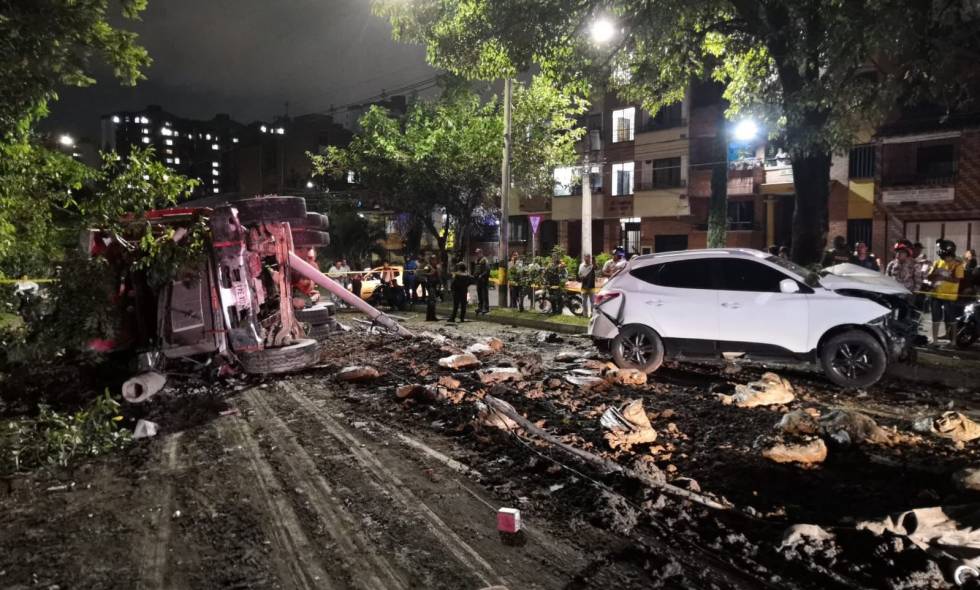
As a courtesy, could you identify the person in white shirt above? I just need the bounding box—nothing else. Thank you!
[602,247,627,278]
[578,254,596,317]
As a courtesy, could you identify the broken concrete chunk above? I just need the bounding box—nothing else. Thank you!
[465,342,493,356]
[438,353,481,370]
[780,524,835,548]
[554,350,581,362]
[418,331,448,346]
[601,400,658,451]
[818,409,893,445]
[133,419,159,440]
[396,384,429,399]
[762,438,827,465]
[122,371,167,404]
[604,368,648,387]
[481,337,504,352]
[953,467,980,492]
[475,399,520,431]
[536,331,561,343]
[565,375,606,390]
[438,375,461,389]
[337,365,380,382]
[720,372,794,407]
[777,409,820,436]
[928,411,980,443]
[478,367,523,384]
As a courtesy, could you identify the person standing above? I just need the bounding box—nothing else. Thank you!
[421,262,439,321]
[961,249,978,302]
[852,242,881,271]
[473,248,490,315]
[350,265,363,300]
[447,263,475,323]
[578,253,596,317]
[602,247,627,278]
[404,254,419,303]
[822,236,851,268]
[927,240,965,343]
[543,254,567,315]
[885,242,923,292]
[507,251,522,309]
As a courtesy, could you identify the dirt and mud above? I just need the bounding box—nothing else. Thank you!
[2,312,980,589]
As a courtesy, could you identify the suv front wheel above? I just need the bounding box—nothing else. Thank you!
[820,330,887,389]
[611,324,665,374]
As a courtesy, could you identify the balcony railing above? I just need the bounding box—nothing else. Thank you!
[637,118,688,133]
[881,174,957,187]
[635,178,687,191]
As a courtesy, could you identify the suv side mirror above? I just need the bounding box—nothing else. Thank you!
[779,278,801,294]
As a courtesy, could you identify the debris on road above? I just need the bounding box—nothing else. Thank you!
[761,437,827,465]
[133,419,160,440]
[818,409,895,446]
[122,371,167,404]
[438,353,481,370]
[600,400,658,451]
[536,331,561,344]
[565,373,606,390]
[602,367,647,386]
[718,372,794,407]
[466,342,494,356]
[777,409,820,436]
[475,399,521,431]
[497,507,521,533]
[478,367,523,384]
[336,365,381,382]
[953,467,980,492]
[916,411,980,444]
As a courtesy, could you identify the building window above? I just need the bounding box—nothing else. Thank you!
[142,128,149,134]
[174,157,181,165]
[612,162,634,196]
[164,139,173,146]
[652,157,682,188]
[508,218,529,242]
[917,144,956,183]
[141,137,150,144]
[553,166,576,196]
[642,102,684,132]
[213,188,220,194]
[160,127,172,136]
[727,201,755,231]
[232,137,239,143]
[111,115,120,124]
[347,170,358,184]
[848,144,876,178]
[211,143,219,150]
[385,218,397,235]
[612,107,635,143]
[212,170,220,176]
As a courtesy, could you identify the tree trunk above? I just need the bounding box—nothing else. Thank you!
[789,151,832,266]
[707,162,728,248]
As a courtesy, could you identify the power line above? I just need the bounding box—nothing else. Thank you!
[315,76,441,117]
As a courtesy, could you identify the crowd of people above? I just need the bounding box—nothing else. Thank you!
[820,236,980,344]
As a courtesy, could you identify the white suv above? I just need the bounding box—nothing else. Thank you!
[589,249,917,388]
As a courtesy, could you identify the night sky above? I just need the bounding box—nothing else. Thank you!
[41,0,436,142]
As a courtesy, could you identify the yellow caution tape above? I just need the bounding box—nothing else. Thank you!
[0,278,56,284]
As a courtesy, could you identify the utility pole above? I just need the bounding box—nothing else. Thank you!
[498,78,513,308]
[581,150,593,258]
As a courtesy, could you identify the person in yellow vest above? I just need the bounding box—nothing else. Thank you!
[927,239,965,344]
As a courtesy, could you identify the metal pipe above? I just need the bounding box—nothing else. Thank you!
[288,252,414,339]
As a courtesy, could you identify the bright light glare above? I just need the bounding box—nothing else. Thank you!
[733,119,759,141]
[275,127,285,135]
[58,134,74,147]
[306,181,315,189]
[590,18,616,44]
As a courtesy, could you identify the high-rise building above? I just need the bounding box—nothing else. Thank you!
[100,105,245,197]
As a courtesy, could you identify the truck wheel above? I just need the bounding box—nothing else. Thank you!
[239,339,318,374]
[307,322,338,341]
[820,330,887,389]
[291,228,330,247]
[303,212,330,230]
[611,324,664,374]
[234,196,307,225]
[295,304,334,324]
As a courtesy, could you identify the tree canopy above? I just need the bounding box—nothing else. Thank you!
[311,78,585,256]
[376,0,980,264]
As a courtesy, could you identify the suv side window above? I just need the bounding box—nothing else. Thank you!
[718,259,789,292]
[631,260,713,289]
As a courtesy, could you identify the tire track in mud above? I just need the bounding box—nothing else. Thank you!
[136,432,182,590]
[243,389,410,590]
[282,388,507,588]
[218,415,335,590]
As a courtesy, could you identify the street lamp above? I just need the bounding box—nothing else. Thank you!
[590,18,616,44]
[58,134,75,147]
[733,119,759,142]
[707,117,762,248]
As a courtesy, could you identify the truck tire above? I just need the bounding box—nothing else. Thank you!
[292,228,330,247]
[295,304,334,324]
[820,330,887,389]
[307,322,338,340]
[304,212,330,230]
[233,196,307,225]
[239,339,318,375]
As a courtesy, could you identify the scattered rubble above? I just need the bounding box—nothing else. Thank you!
[481,337,504,352]
[819,409,895,446]
[602,368,648,386]
[536,331,561,344]
[718,372,794,407]
[336,365,381,382]
[601,400,658,451]
[466,342,494,356]
[915,411,980,444]
[475,399,520,431]
[133,419,160,440]
[565,374,606,390]
[761,437,827,465]
[777,409,820,436]
[953,467,980,492]
[554,351,582,362]
[438,353,481,370]
[478,367,523,384]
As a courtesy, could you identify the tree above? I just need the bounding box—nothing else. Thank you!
[0,0,150,138]
[319,201,387,266]
[311,78,584,261]
[376,0,980,265]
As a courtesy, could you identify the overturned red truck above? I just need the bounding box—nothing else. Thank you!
[85,195,410,375]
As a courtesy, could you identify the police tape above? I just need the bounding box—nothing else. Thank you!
[0,278,56,285]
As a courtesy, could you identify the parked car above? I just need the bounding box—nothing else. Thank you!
[589,248,917,388]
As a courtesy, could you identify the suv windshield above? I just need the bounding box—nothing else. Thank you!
[765,255,821,288]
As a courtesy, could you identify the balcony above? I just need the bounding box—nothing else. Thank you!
[635,178,687,191]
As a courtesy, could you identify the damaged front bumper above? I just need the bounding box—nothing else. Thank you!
[869,313,919,363]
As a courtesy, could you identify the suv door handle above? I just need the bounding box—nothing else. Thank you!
[645,300,664,307]
[721,302,742,309]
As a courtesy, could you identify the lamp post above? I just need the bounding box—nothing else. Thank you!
[498,78,513,308]
[581,17,615,258]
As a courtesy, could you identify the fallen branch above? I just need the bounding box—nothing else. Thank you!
[483,395,731,512]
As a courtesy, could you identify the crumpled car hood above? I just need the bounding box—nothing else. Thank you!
[820,263,910,296]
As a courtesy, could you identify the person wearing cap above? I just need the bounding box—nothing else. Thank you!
[886,242,923,292]
[603,247,627,278]
[821,236,852,268]
[927,239,965,343]
[852,241,880,271]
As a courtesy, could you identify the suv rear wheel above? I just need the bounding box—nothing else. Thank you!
[820,330,887,389]
[611,324,664,374]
